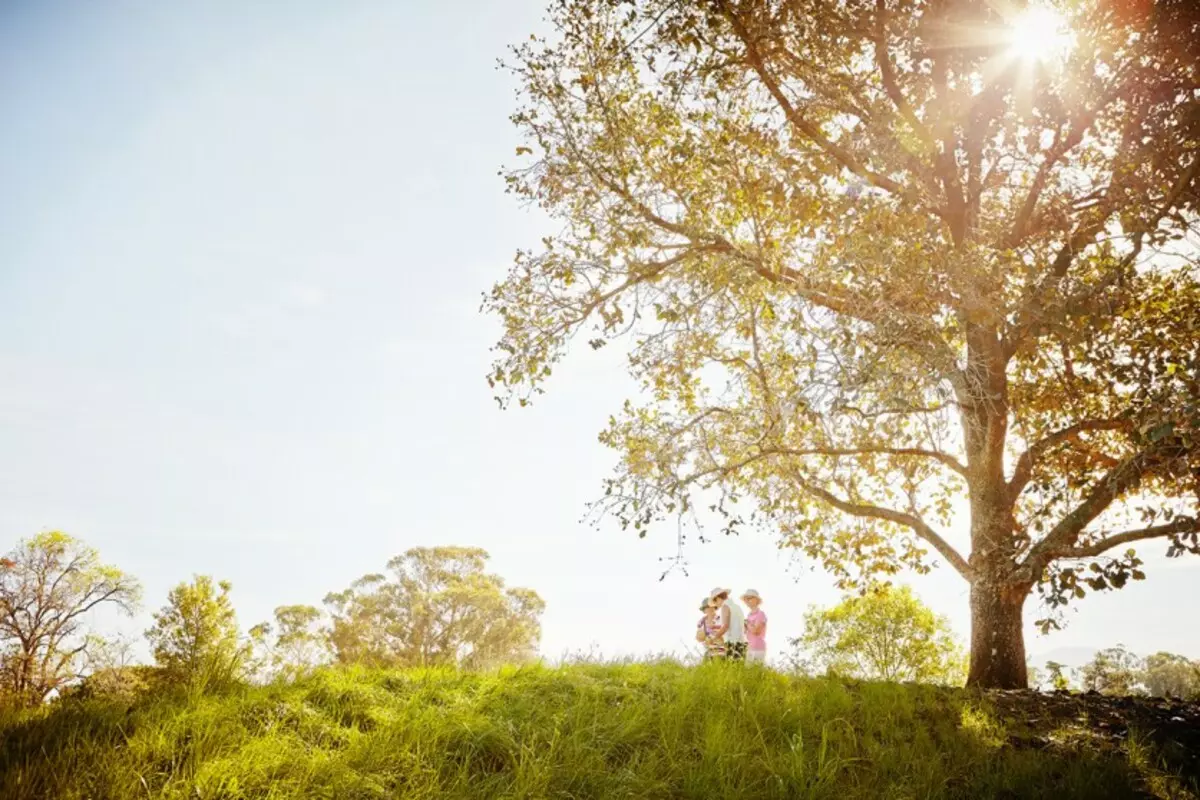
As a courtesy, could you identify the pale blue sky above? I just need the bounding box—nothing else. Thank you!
[1,0,1195,668]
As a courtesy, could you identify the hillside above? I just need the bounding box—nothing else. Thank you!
[1,662,1197,800]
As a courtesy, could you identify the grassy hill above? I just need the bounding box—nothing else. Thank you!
[0,661,1196,799]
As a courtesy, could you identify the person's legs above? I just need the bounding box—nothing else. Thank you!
[746,649,765,666]
[725,641,747,662]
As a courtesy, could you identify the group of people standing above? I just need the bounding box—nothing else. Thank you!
[696,587,767,664]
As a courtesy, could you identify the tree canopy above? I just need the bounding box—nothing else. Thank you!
[486,0,1200,687]
[1072,646,1200,697]
[146,575,250,689]
[1077,644,1143,694]
[0,531,140,706]
[1140,651,1200,698]
[790,585,964,683]
[324,547,545,669]
[250,604,333,681]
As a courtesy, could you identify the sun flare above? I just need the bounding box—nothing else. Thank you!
[1006,5,1073,63]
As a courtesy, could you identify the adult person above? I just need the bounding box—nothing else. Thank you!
[710,587,747,662]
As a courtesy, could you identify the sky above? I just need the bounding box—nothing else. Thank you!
[1,0,1197,671]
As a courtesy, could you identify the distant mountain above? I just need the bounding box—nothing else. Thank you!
[1029,645,1099,668]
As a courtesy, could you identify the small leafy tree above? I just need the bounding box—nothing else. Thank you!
[146,576,249,689]
[0,532,140,706]
[486,0,1200,689]
[1076,644,1143,694]
[1045,660,1071,691]
[249,604,332,680]
[324,547,545,669]
[789,585,964,684]
[1140,651,1200,698]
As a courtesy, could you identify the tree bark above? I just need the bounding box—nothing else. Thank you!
[966,579,1029,689]
[956,319,1028,689]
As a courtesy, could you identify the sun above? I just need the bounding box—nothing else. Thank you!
[1006,4,1073,63]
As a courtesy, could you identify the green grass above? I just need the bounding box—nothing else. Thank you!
[0,661,1191,799]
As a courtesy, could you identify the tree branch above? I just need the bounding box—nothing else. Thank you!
[717,0,906,196]
[1008,418,1130,501]
[1005,77,1127,248]
[667,442,972,579]
[872,0,934,150]
[791,476,973,580]
[768,444,968,477]
[1021,447,1163,572]
[1057,517,1200,560]
[566,143,878,323]
[1005,153,1200,358]
[575,143,958,360]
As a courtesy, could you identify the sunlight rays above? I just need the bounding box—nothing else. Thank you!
[1006,5,1074,64]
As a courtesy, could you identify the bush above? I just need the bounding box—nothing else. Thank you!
[64,665,165,702]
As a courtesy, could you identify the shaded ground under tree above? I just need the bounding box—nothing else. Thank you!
[981,685,1200,791]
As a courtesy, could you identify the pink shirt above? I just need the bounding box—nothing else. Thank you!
[745,609,767,650]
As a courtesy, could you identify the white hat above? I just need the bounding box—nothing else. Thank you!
[741,588,761,600]
[709,586,731,599]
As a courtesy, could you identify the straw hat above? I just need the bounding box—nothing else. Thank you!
[709,586,731,600]
[741,588,761,601]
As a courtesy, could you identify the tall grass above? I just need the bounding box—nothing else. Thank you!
[0,661,1186,799]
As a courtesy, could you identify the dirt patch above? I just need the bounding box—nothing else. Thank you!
[982,688,1200,786]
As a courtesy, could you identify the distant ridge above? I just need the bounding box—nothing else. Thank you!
[1029,645,1100,668]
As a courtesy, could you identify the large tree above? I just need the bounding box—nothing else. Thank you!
[0,532,140,706]
[486,0,1200,686]
[324,547,545,669]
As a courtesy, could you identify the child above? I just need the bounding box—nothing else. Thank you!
[742,589,767,665]
[695,597,725,660]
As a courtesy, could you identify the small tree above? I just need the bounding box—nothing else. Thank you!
[324,547,545,669]
[1077,644,1143,695]
[1045,660,1071,691]
[790,585,963,684]
[146,576,248,689]
[250,604,332,681]
[1140,651,1200,699]
[0,532,140,706]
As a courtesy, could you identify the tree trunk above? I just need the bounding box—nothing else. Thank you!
[966,580,1029,688]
